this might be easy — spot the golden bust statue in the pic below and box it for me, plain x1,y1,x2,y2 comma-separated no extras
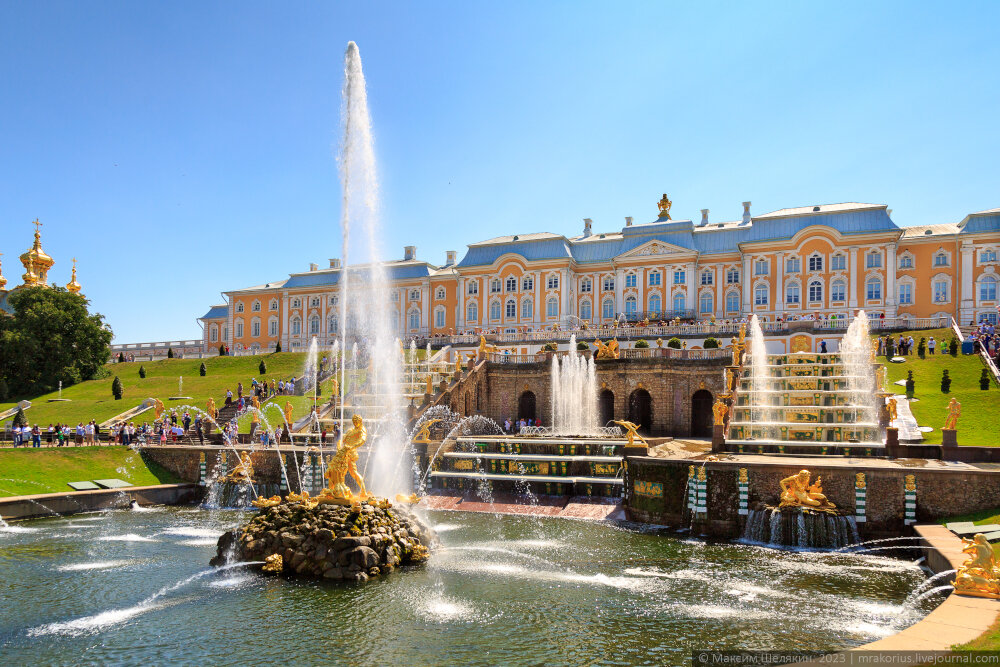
712,399,729,427
614,420,647,448
657,193,672,220
944,397,961,430
320,414,369,502
412,418,442,444
953,534,1000,599
778,469,836,511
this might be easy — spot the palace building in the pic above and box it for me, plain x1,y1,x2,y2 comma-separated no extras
0,220,83,314
198,197,1000,351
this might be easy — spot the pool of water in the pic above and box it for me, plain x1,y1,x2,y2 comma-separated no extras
0,506,938,665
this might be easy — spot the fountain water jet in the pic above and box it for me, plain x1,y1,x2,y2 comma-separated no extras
550,336,598,436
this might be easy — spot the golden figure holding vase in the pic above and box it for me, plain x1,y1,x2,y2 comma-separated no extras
778,469,837,511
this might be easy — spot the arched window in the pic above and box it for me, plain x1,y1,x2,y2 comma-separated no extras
269,317,279,336
933,280,948,303
580,299,592,320
251,317,261,337
602,298,615,320
521,298,533,320
269,299,279,311
754,284,768,306
808,280,823,303
981,275,998,302
546,297,559,318
466,302,478,322
648,293,661,314
899,254,914,269
785,256,800,274
786,283,801,305
699,291,713,313
725,290,740,313
624,295,637,317
505,298,516,318
235,302,245,313
898,283,913,305
251,300,261,312
672,292,686,313
408,309,420,330
309,317,320,334
934,252,949,267
866,277,883,300
506,276,517,292
490,300,502,321
435,307,446,328
831,280,846,302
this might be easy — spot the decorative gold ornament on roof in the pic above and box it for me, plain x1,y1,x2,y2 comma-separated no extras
66,258,82,294
0,253,6,290
657,193,672,220
20,219,54,287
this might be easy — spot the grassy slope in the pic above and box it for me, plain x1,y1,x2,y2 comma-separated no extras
875,328,997,447
0,446,180,496
0,353,308,428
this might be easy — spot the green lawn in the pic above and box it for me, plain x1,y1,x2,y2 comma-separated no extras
0,446,180,497
0,353,309,428
875,328,998,447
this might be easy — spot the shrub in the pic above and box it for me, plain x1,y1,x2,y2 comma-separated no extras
949,338,958,356
138,365,146,379
12,407,27,428
167,348,174,359
941,369,952,393
118,352,125,363
635,340,649,349
259,360,267,374
703,337,720,349
0,378,8,402
667,337,682,349
200,362,207,377
576,341,589,351
981,368,991,391
905,370,915,399
218,345,225,356
112,376,124,400
542,342,557,352
917,338,926,358
275,342,281,353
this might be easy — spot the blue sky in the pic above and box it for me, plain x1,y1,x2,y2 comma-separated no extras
2,2,998,343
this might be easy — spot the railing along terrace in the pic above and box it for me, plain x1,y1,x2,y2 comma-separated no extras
486,346,730,364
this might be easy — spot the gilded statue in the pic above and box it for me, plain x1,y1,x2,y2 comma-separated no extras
395,492,421,504
206,397,216,418
252,394,260,410
320,414,369,502
154,398,165,420
657,193,672,220
251,495,282,508
224,452,255,484
330,377,339,397
285,490,316,508
886,397,898,422
945,397,961,430
455,356,462,374
425,374,433,394
778,469,837,511
614,420,648,448
953,534,1000,599
712,399,729,427
594,338,620,359
412,418,442,444
478,335,498,359
262,553,284,573
875,366,886,390
283,401,294,426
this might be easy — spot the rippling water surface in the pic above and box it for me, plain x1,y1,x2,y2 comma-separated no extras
0,507,937,665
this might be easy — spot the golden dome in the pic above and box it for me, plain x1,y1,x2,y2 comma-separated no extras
19,219,54,287
66,258,82,294
0,253,7,290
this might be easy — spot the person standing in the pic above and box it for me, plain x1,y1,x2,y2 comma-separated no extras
819,339,828,353
32,424,41,448
84,421,94,445
46,424,54,446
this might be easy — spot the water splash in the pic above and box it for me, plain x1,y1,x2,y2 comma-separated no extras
550,335,598,435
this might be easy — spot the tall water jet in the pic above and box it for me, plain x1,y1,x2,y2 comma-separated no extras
550,336,598,435
336,41,408,497
748,314,769,440
840,310,878,429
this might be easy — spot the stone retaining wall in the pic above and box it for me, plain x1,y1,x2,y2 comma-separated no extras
0,484,202,521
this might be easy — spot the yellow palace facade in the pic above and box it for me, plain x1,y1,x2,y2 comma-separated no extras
198,197,1000,351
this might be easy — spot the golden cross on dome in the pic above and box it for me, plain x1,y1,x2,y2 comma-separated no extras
32,218,42,233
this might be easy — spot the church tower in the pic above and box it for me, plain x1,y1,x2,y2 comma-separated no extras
19,219,54,287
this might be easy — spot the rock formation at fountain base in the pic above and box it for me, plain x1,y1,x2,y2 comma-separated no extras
211,501,437,582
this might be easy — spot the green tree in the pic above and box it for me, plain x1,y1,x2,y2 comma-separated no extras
218,345,225,356
576,341,588,351
167,347,174,359
275,342,281,353
667,337,682,349
200,362,207,377
259,360,267,374
941,369,952,393
138,365,146,379
949,338,959,356
917,338,926,358
703,337,720,349
905,370,915,399
981,368,991,391
112,375,124,400
12,406,27,428
634,339,649,349
0,286,113,396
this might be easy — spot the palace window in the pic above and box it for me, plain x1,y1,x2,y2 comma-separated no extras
786,283,801,305
602,298,615,320
754,259,768,276
673,269,686,285
831,254,846,271
409,310,420,330
785,257,800,274
270,299,279,311
580,299,592,320
727,268,740,284
648,293,661,314
934,252,949,267
466,302,478,322
624,295,637,317
625,273,636,288
490,279,501,294
866,252,882,269
546,297,559,318
699,292,713,313
506,299,516,318
547,275,559,290
934,280,948,303
808,255,823,272
409,289,421,301
648,271,661,287
982,312,999,325
251,319,260,337
506,276,517,292
898,284,913,305
236,302,245,313
866,277,883,301
981,276,998,302
435,308,445,328
291,318,302,335
490,300,502,321
672,293,686,313
222,327,228,341
581,277,592,293
309,317,320,335
701,270,713,286
602,276,614,292
726,291,740,313
832,280,846,302
754,284,768,306
521,298,533,319
210,325,218,342
899,255,913,269
981,249,998,264
468,281,479,295
310,297,320,308
252,300,261,312
329,295,337,306
522,276,534,291
235,320,244,338
325,317,334,334
808,280,823,303
291,298,301,308
435,287,446,300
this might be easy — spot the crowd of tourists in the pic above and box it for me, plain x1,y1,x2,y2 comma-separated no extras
968,319,999,359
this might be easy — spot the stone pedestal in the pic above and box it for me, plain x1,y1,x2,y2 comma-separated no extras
711,424,725,452
623,445,648,458
942,429,959,460
885,426,900,457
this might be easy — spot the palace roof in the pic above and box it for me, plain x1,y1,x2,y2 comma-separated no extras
199,304,228,320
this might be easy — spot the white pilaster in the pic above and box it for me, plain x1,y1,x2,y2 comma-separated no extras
960,242,975,323
741,255,752,314
684,262,694,315
775,252,784,315
615,267,625,319
885,242,898,316
715,265,724,318
457,278,465,329
848,247,859,310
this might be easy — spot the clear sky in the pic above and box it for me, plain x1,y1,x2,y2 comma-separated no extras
2,1,998,343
